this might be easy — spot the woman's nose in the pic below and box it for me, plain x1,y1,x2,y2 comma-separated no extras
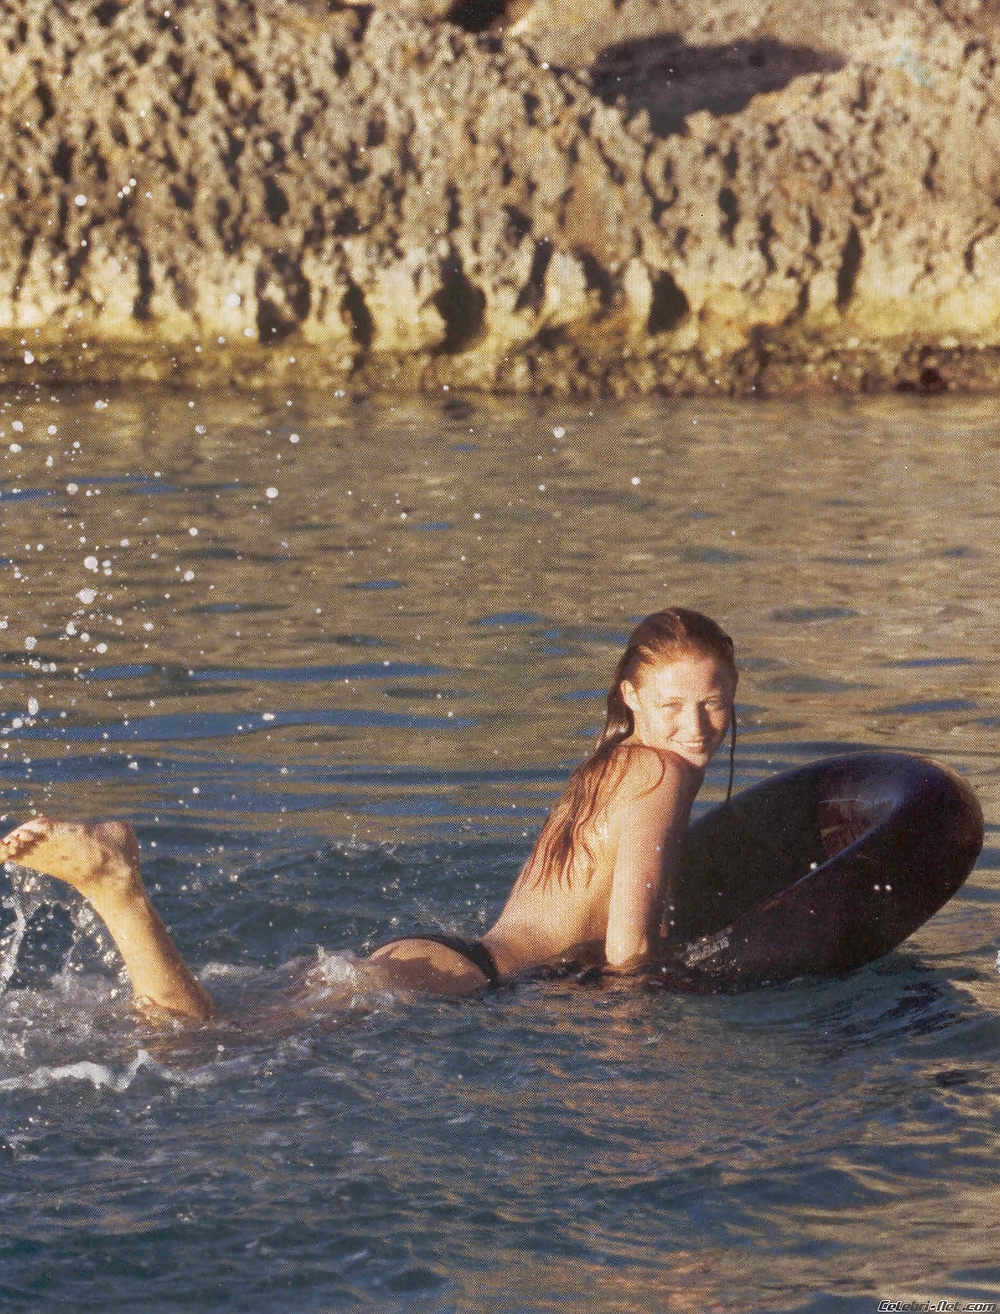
681,704,709,738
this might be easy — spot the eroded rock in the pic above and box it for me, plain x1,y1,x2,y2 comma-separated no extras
1,0,1000,395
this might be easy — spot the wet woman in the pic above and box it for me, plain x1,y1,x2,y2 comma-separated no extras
0,608,737,1018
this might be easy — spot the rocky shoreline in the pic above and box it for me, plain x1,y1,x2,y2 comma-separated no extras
3,0,1000,396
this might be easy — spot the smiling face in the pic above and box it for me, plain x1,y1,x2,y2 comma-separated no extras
620,653,736,769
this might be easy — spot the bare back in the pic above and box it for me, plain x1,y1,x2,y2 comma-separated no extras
483,743,704,976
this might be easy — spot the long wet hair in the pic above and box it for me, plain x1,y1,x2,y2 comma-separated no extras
524,608,737,891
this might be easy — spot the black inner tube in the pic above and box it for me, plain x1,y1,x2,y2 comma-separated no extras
658,751,984,992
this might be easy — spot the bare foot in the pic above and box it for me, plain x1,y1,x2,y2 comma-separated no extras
0,816,214,1021
0,817,142,907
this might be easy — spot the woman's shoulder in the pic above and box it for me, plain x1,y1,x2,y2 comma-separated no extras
607,741,697,795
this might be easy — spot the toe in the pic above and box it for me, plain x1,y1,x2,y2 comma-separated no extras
1,819,44,852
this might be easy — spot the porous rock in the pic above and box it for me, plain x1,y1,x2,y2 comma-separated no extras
2,0,1000,395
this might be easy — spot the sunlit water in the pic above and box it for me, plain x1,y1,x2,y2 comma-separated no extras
0,386,998,1312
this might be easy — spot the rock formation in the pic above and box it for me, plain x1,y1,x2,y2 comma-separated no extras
2,0,1000,395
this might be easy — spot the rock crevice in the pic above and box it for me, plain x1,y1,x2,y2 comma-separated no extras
2,0,1000,394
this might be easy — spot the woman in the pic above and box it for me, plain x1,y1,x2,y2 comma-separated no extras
0,608,737,1018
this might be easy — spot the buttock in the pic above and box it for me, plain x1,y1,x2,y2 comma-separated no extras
372,933,500,988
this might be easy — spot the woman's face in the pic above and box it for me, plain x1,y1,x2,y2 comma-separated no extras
620,653,736,769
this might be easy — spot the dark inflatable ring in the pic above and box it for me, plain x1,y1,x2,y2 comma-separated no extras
653,751,984,992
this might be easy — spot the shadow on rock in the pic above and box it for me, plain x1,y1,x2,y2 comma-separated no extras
591,35,845,135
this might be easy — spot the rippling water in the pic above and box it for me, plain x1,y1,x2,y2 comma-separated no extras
0,386,998,1312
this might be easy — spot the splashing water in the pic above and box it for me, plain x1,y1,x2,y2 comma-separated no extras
0,861,120,994
0,864,49,991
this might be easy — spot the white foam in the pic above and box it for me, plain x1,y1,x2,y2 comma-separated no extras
198,960,266,983
0,1048,157,1093
305,948,365,987
289,948,383,1010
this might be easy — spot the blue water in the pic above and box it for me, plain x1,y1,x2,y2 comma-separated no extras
0,388,998,1312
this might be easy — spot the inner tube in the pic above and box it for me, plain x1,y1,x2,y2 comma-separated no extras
652,751,984,992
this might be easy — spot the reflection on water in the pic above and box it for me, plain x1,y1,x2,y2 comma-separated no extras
0,386,998,1313
0,386,996,836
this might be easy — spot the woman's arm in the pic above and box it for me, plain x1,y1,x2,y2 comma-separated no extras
604,748,702,971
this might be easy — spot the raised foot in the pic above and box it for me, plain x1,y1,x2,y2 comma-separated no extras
0,817,142,906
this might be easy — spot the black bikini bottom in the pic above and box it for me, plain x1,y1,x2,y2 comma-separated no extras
373,933,500,988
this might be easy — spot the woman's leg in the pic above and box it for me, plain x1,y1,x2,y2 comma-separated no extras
0,818,214,1020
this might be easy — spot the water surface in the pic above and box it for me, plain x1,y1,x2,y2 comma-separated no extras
0,387,998,1312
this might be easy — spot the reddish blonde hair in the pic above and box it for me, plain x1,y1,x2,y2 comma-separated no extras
526,608,736,890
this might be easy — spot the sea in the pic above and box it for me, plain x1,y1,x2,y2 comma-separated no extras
0,385,997,1312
